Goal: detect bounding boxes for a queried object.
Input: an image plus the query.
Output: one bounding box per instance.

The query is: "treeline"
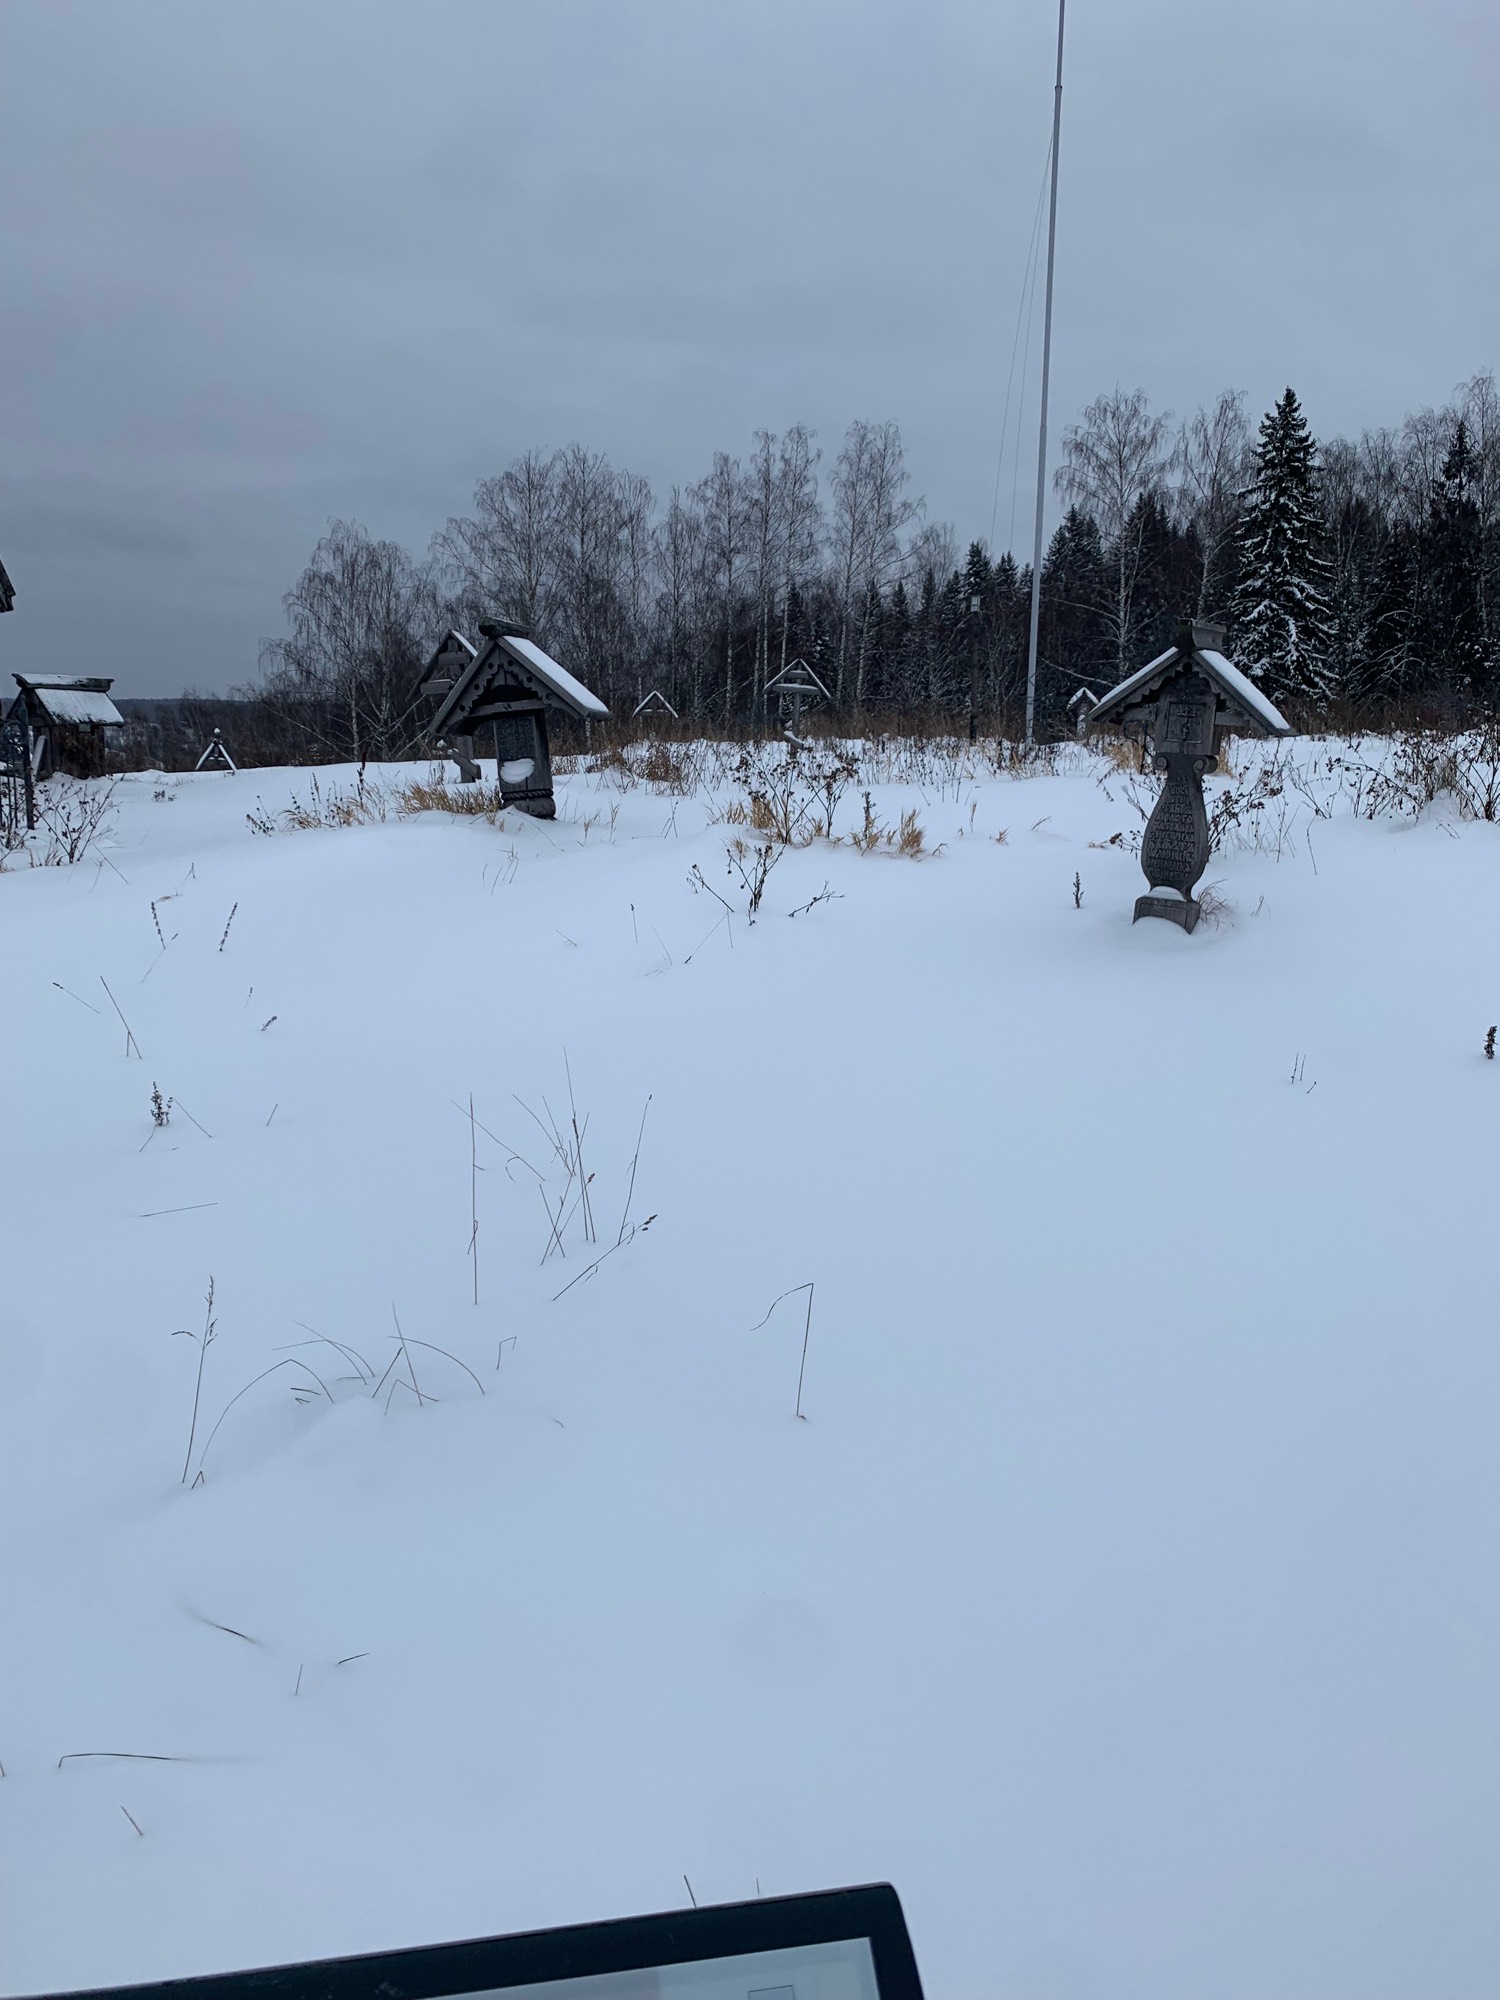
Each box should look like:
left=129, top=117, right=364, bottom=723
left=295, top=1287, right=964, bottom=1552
left=204, top=373, right=1500, bottom=764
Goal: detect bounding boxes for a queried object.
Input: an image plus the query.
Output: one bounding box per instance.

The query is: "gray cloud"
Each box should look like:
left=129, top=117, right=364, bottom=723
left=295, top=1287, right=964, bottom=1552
left=1, top=0, right=1496, bottom=692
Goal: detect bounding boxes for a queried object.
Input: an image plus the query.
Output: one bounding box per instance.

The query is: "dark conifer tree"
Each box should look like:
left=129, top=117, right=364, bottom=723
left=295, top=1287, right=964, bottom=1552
left=1039, top=506, right=1111, bottom=733
left=886, top=577, right=913, bottom=705
left=1229, top=388, right=1336, bottom=703
left=782, top=579, right=808, bottom=665
left=961, top=542, right=993, bottom=719
left=858, top=577, right=887, bottom=706
left=915, top=566, right=939, bottom=703
left=1363, top=527, right=1423, bottom=711
left=989, top=550, right=1026, bottom=719
left=934, top=568, right=966, bottom=707
left=1324, top=491, right=1386, bottom=705
left=1417, top=419, right=1488, bottom=699
left=1123, top=492, right=1203, bottom=668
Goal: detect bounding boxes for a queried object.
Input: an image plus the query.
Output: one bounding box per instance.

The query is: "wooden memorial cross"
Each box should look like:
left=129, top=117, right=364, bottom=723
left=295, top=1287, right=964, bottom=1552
left=765, top=657, right=830, bottom=743
left=1085, top=619, right=1289, bottom=933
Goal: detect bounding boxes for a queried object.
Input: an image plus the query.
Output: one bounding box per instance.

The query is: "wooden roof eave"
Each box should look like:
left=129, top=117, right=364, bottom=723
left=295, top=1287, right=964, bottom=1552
left=1086, top=646, right=1290, bottom=739
left=433, top=636, right=607, bottom=735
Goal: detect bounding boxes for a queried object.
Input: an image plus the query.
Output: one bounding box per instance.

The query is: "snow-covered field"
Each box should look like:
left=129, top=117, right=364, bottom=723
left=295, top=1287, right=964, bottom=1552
left=3, top=741, right=1498, bottom=2000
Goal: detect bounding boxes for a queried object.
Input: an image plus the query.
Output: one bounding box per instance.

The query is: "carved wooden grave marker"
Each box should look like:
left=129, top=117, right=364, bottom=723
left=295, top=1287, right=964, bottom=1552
left=424, top=621, right=609, bottom=819
left=765, top=657, right=830, bottom=743
left=194, top=727, right=238, bottom=773
left=1085, top=620, right=1289, bottom=933
left=631, top=688, right=679, bottom=720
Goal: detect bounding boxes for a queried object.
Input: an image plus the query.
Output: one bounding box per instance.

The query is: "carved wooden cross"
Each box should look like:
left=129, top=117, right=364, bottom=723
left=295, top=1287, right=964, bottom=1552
left=1085, top=620, right=1289, bottom=933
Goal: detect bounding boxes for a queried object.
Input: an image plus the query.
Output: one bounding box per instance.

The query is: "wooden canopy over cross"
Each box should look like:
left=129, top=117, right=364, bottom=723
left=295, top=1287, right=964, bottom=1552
left=1085, top=620, right=1290, bottom=741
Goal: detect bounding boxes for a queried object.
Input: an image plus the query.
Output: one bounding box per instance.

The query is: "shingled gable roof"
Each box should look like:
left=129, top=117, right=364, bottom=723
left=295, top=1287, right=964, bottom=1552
left=432, top=622, right=608, bottom=738
left=1086, top=622, right=1290, bottom=738
left=765, top=657, right=831, bottom=700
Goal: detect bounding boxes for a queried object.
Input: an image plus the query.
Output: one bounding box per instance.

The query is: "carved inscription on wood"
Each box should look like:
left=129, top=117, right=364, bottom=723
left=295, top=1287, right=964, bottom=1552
left=1156, top=679, right=1217, bottom=758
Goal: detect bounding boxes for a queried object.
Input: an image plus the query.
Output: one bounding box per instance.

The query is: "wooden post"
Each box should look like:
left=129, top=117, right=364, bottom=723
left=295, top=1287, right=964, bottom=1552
left=22, top=716, right=36, bottom=831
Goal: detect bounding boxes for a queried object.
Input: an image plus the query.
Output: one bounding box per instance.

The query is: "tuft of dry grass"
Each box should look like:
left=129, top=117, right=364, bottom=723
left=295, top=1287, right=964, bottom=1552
left=849, top=791, right=927, bottom=857
left=637, top=742, right=690, bottom=791
left=250, top=772, right=389, bottom=833
left=396, top=774, right=507, bottom=819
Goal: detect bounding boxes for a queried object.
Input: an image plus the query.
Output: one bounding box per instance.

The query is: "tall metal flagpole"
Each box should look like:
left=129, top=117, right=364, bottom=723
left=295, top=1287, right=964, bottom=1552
left=1023, top=0, right=1066, bottom=745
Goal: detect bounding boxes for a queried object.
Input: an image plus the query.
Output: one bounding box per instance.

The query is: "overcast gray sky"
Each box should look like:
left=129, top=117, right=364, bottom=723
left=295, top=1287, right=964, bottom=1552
left=2, top=0, right=1496, bottom=694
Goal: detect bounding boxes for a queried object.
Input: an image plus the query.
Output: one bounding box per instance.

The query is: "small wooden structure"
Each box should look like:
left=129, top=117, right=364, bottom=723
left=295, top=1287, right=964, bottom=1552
left=631, top=688, right=679, bottom=721
left=194, top=727, right=238, bottom=773
left=428, top=620, right=608, bottom=819
left=1067, top=685, right=1101, bottom=736
left=1086, top=619, right=1288, bottom=932
left=415, top=630, right=478, bottom=711
left=7, top=674, right=126, bottom=781
left=416, top=630, right=482, bottom=780
left=0, top=563, right=30, bottom=830
left=766, top=657, right=830, bottom=741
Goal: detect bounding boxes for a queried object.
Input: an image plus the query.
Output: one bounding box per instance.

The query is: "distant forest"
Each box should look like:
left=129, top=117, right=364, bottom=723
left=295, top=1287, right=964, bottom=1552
left=140, top=371, right=1500, bottom=766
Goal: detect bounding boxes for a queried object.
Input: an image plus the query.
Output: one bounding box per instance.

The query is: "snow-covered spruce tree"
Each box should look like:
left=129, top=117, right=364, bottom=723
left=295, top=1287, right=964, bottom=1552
left=1229, top=388, right=1336, bottom=704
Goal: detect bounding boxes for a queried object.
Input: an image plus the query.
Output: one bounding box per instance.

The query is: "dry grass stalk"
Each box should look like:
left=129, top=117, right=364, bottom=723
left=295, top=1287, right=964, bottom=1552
left=174, top=1277, right=217, bottom=1483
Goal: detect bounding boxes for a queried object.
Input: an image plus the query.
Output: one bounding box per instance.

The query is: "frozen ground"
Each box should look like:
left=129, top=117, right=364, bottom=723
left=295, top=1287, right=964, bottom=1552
left=2, top=740, right=1498, bottom=2000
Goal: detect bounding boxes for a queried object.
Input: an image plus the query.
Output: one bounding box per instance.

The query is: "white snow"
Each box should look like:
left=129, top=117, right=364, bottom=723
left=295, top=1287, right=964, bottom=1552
left=1196, top=648, right=1291, bottom=735
left=3, top=743, right=1498, bottom=2000
left=15, top=685, right=126, bottom=727
left=1090, top=645, right=1177, bottom=713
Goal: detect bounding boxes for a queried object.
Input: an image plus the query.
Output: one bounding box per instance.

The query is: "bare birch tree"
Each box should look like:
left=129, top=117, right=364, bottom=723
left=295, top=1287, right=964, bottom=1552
left=430, top=449, right=559, bottom=634
left=748, top=431, right=780, bottom=719
left=653, top=486, right=708, bottom=711
left=776, top=425, right=822, bottom=678
left=1171, top=389, right=1250, bottom=614
left=551, top=444, right=629, bottom=692
left=829, top=420, right=919, bottom=705
left=694, top=451, right=753, bottom=719
left=260, top=519, right=433, bottom=760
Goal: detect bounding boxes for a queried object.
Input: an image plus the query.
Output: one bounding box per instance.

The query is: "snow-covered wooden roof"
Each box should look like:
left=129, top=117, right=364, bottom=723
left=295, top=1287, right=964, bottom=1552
left=432, top=625, right=608, bottom=735
left=766, top=657, right=831, bottom=701
left=503, top=635, right=609, bottom=717
left=1086, top=625, right=1289, bottom=737
left=13, top=675, right=125, bottom=727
